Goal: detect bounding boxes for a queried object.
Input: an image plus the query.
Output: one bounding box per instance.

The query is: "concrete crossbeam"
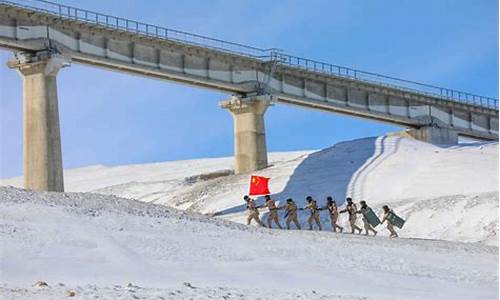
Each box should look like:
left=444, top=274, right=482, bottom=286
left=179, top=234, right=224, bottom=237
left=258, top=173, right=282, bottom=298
left=406, top=126, right=458, bottom=145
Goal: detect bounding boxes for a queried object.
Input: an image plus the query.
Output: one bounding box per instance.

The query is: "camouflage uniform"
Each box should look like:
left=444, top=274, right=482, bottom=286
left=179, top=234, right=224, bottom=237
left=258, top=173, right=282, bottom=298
left=245, top=198, right=265, bottom=227
left=261, top=198, right=283, bottom=229
left=280, top=200, right=301, bottom=230
left=325, top=202, right=343, bottom=233
left=303, top=199, right=322, bottom=230
left=357, top=204, right=378, bottom=236
left=340, top=201, right=363, bottom=234
left=381, top=209, right=399, bottom=238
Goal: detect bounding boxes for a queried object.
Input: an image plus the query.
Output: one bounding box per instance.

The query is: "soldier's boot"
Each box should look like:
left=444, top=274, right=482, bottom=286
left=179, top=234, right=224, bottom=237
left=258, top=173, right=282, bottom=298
left=307, top=217, right=314, bottom=230
left=286, top=219, right=291, bottom=230
left=387, top=224, right=397, bottom=237
left=276, top=219, right=283, bottom=230
left=315, top=218, right=322, bottom=231
left=294, top=219, right=301, bottom=230
left=248, top=215, right=258, bottom=226
left=368, top=227, right=377, bottom=236
left=350, top=220, right=361, bottom=234
left=271, top=214, right=282, bottom=229
left=353, top=222, right=363, bottom=234
left=363, top=223, right=371, bottom=235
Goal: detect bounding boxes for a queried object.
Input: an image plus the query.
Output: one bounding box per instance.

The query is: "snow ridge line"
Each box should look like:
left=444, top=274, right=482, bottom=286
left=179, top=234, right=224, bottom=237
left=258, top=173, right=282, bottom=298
left=0, top=186, right=266, bottom=234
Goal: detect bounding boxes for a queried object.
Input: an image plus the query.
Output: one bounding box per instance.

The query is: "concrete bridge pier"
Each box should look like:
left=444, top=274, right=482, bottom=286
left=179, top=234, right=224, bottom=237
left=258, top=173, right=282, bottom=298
left=406, top=126, right=458, bottom=145
left=220, top=96, right=271, bottom=174
left=7, top=51, right=70, bottom=192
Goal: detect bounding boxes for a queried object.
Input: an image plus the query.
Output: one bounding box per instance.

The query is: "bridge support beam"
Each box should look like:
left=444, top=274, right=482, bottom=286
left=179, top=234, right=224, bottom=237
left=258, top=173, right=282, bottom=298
left=220, top=96, right=271, bottom=174
left=7, top=51, right=69, bottom=192
left=406, top=126, right=458, bottom=145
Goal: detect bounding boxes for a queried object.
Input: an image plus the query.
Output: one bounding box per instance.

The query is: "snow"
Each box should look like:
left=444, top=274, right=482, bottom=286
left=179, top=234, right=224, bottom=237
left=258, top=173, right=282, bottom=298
left=0, top=283, right=368, bottom=300
left=0, top=186, right=498, bottom=300
left=1, top=135, right=498, bottom=298
left=2, top=135, right=496, bottom=245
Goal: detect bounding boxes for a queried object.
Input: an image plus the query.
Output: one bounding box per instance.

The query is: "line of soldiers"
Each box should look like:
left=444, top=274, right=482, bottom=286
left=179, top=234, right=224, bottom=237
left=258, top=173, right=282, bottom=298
left=243, top=195, right=400, bottom=238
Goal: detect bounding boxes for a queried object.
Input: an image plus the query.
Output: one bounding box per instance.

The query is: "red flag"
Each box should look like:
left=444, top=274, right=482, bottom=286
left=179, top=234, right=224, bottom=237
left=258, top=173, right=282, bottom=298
left=249, top=175, right=270, bottom=196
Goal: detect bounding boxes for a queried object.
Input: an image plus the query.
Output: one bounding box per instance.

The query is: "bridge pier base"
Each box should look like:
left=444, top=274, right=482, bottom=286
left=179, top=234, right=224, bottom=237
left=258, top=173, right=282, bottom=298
left=406, top=126, right=458, bottom=145
left=7, top=51, right=69, bottom=192
left=220, top=96, right=271, bottom=174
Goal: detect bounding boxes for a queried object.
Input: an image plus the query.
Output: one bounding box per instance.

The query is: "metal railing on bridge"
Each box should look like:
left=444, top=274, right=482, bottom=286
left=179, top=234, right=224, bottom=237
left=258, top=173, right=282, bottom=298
left=1, top=0, right=498, bottom=110
left=270, top=52, right=499, bottom=109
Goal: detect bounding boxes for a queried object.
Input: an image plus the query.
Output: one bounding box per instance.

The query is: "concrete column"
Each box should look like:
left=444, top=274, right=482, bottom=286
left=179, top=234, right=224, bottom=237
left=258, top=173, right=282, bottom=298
left=406, top=126, right=458, bottom=145
left=7, top=51, right=70, bottom=192
left=220, top=96, right=271, bottom=174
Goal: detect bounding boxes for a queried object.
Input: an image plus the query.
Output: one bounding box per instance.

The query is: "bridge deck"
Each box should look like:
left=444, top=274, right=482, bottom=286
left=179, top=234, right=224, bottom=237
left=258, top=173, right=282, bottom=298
left=0, top=0, right=498, bottom=140
left=1, top=0, right=497, bottom=110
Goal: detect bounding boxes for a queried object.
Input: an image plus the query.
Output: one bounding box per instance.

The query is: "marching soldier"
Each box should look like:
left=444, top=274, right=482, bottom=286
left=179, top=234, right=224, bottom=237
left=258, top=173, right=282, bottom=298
left=260, top=195, right=283, bottom=229
left=381, top=205, right=399, bottom=238
left=302, top=196, right=322, bottom=230
left=356, top=201, right=378, bottom=236
left=243, top=195, right=265, bottom=227
left=322, top=196, right=343, bottom=233
left=339, top=197, right=363, bottom=234
left=279, top=198, right=301, bottom=230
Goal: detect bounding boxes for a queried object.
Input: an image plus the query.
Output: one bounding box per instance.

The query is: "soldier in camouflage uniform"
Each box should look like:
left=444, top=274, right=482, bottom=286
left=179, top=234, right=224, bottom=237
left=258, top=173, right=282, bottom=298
left=356, top=200, right=378, bottom=236
left=302, top=196, right=322, bottom=231
left=279, top=198, right=301, bottom=230
left=260, top=195, right=283, bottom=229
left=244, top=195, right=265, bottom=227
left=339, top=197, right=363, bottom=234
left=381, top=205, right=399, bottom=238
left=321, top=196, right=344, bottom=233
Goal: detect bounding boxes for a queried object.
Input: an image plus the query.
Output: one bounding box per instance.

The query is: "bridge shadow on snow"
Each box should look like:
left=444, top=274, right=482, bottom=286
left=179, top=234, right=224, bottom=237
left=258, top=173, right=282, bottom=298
left=215, top=136, right=403, bottom=230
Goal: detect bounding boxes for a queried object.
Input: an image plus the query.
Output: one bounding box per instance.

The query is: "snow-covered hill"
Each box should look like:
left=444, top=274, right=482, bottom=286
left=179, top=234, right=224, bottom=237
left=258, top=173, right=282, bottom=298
left=1, top=136, right=498, bottom=246
left=0, top=187, right=497, bottom=300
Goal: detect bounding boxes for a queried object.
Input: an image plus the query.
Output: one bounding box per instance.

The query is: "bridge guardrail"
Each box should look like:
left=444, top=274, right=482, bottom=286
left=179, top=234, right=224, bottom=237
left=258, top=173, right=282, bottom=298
left=1, top=0, right=498, bottom=110
left=0, top=0, right=278, bottom=59
left=270, top=52, right=499, bottom=110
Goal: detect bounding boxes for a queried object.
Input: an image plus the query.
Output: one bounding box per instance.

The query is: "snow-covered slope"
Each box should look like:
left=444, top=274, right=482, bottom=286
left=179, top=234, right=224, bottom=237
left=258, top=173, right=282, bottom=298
left=1, top=136, right=498, bottom=245
left=0, top=187, right=497, bottom=300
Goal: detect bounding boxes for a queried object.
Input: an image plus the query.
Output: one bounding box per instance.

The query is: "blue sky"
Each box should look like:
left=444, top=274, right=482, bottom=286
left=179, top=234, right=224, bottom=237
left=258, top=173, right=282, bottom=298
left=0, top=0, right=498, bottom=178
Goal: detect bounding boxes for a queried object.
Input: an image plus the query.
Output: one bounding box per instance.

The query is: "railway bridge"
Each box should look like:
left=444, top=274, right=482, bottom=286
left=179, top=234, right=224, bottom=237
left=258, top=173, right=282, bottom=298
left=0, top=0, right=498, bottom=192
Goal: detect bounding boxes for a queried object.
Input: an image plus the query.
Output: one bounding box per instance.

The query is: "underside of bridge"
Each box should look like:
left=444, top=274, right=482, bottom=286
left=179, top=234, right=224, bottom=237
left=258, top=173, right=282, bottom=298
left=0, top=0, right=498, bottom=192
